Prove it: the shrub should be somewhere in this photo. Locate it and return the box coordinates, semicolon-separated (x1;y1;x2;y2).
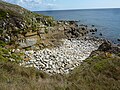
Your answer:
0;40;6;47
0;9;7;19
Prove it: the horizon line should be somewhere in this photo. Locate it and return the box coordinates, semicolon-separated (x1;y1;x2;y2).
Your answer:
34;7;120;12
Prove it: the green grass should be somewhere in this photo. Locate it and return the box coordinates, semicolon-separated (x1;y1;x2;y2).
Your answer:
0;9;7;20
0;40;6;47
0;0;55;34
0;47;9;62
0;47;22;62
67;55;120;90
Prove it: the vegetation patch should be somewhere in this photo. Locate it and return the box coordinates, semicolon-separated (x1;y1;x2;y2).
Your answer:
0;9;7;20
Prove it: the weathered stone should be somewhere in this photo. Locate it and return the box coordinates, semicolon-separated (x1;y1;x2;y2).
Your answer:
19;38;37;48
98;41;112;51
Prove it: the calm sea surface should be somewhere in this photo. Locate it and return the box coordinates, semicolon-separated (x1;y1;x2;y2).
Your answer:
36;8;120;44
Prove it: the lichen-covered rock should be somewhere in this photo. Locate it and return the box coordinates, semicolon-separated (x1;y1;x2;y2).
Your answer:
19;38;37;48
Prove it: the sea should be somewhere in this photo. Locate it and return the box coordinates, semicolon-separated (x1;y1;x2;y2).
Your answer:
35;8;120;44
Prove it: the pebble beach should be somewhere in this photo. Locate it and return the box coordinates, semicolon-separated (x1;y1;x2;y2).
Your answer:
21;37;103;74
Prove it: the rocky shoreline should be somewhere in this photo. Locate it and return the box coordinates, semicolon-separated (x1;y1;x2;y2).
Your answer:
0;1;105;74
20;36;103;74
18;20;105;74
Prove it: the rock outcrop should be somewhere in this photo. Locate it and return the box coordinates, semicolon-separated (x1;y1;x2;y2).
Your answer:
98;40;120;54
0;1;55;47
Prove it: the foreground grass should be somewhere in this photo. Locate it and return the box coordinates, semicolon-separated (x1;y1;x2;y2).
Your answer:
0;51;120;90
0;61;69;90
68;52;120;90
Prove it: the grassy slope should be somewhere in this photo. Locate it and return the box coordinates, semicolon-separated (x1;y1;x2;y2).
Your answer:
67;53;120;90
0;0;55;44
0;1;53;23
0;51;120;90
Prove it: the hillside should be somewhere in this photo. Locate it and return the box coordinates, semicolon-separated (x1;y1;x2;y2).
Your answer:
0;0;56;48
0;43;120;90
0;0;58;63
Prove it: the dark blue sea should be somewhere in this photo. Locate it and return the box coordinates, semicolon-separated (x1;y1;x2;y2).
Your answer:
35;8;120;44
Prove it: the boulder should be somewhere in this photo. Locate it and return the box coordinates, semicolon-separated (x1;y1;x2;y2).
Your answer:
99;33;103;36
98;40;120;54
98;41;112;51
117;39;120;41
19;38;37;48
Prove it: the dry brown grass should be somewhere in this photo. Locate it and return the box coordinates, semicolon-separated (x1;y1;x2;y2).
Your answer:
0;62;69;90
0;51;120;90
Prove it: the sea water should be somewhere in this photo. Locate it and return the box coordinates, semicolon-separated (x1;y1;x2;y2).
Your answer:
36;8;120;44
